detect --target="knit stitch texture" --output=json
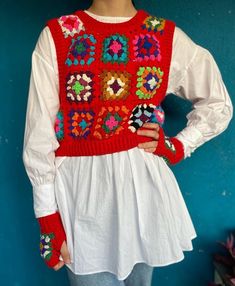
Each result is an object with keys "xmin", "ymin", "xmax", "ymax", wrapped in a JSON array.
[{"xmin": 46, "ymin": 9, "xmax": 178, "ymax": 158}]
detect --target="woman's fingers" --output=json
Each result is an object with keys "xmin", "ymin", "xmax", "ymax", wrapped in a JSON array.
[
  {"xmin": 138, "ymin": 140, "xmax": 158, "ymax": 149},
  {"xmin": 60, "ymin": 240, "xmax": 71, "ymax": 264},
  {"xmin": 141, "ymin": 122, "xmax": 160, "ymax": 130},
  {"xmin": 137, "ymin": 122, "xmax": 160, "ymax": 152},
  {"xmin": 137, "ymin": 123, "xmax": 160, "ymax": 140},
  {"xmin": 53, "ymin": 260, "xmax": 65, "ymax": 271},
  {"xmin": 52, "ymin": 241, "xmax": 71, "ymax": 271},
  {"xmin": 53, "ymin": 240, "xmax": 71, "ymax": 271},
  {"xmin": 144, "ymin": 147, "xmax": 157, "ymax": 153}
]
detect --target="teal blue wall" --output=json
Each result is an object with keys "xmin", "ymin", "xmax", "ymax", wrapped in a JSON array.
[{"xmin": 0, "ymin": 0, "xmax": 234, "ymax": 285}]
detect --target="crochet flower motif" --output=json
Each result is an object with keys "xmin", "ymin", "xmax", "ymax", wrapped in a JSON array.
[
  {"xmin": 102, "ymin": 34, "xmax": 129, "ymax": 64},
  {"xmin": 133, "ymin": 34, "xmax": 161, "ymax": 62},
  {"xmin": 65, "ymin": 34, "xmax": 96, "ymax": 66},
  {"xmin": 66, "ymin": 72, "xmax": 94, "ymax": 103},
  {"xmin": 58, "ymin": 15, "xmax": 85, "ymax": 38},
  {"xmin": 55, "ymin": 110, "xmax": 64, "ymax": 141},
  {"xmin": 136, "ymin": 66, "xmax": 164, "ymax": 99},
  {"xmin": 150, "ymin": 105, "xmax": 165, "ymax": 127},
  {"xmin": 93, "ymin": 106, "xmax": 129, "ymax": 139},
  {"xmin": 68, "ymin": 109, "xmax": 95, "ymax": 139},
  {"xmin": 128, "ymin": 103, "xmax": 164, "ymax": 133},
  {"xmin": 100, "ymin": 70, "xmax": 131, "ymax": 100},
  {"xmin": 160, "ymin": 137, "xmax": 177, "ymax": 164},
  {"xmin": 142, "ymin": 16, "xmax": 166, "ymax": 33},
  {"xmin": 165, "ymin": 137, "xmax": 176, "ymax": 152},
  {"xmin": 40, "ymin": 232, "xmax": 55, "ymax": 261}
]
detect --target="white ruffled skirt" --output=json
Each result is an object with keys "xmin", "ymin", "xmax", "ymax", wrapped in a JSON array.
[{"xmin": 54, "ymin": 147, "xmax": 197, "ymax": 280}]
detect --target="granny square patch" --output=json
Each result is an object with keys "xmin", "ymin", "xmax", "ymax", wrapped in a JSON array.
[
  {"xmin": 149, "ymin": 105, "xmax": 165, "ymax": 126},
  {"xmin": 55, "ymin": 110, "xmax": 64, "ymax": 141},
  {"xmin": 93, "ymin": 106, "xmax": 129, "ymax": 139},
  {"xmin": 100, "ymin": 70, "xmax": 131, "ymax": 100},
  {"xmin": 102, "ymin": 34, "xmax": 129, "ymax": 64},
  {"xmin": 68, "ymin": 109, "xmax": 95, "ymax": 139},
  {"xmin": 165, "ymin": 137, "xmax": 176, "ymax": 152},
  {"xmin": 58, "ymin": 15, "xmax": 85, "ymax": 38},
  {"xmin": 133, "ymin": 34, "xmax": 161, "ymax": 62},
  {"xmin": 66, "ymin": 71, "xmax": 94, "ymax": 103},
  {"xmin": 40, "ymin": 232, "xmax": 55, "ymax": 261},
  {"xmin": 136, "ymin": 66, "xmax": 164, "ymax": 99},
  {"xmin": 128, "ymin": 103, "xmax": 157, "ymax": 132},
  {"xmin": 142, "ymin": 16, "xmax": 166, "ymax": 33},
  {"xmin": 65, "ymin": 34, "xmax": 96, "ymax": 66}
]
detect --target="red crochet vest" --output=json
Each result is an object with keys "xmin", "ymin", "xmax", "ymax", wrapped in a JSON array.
[{"xmin": 46, "ymin": 9, "xmax": 175, "ymax": 156}]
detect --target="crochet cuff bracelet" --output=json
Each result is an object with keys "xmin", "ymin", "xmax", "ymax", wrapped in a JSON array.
[
  {"xmin": 154, "ymin": 127, "xmax": 185, "ymax": 165},
  {"xmin": 37, "ymin": 211, "xmax": 66, "ymax": 268}
]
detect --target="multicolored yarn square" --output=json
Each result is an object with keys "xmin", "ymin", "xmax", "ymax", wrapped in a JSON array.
[
  {"xmin": 136, "ymin": 66, "xmax": 164, "ymax": 99},
  {"xmin": 162, "ymin": 156, "xmax": 170, "ymax": 164},
  {"xmin": 165, "ymin": 137, "xmax": 176, "ymax": 152},
  {"xmin": 40, "ymin": 232, "xmax": 55, "ymax": 261},
  {"xmin": 93, "ymin": 106, "xmax": 129, "ymax": 139},
  {"xmin": 68, "ymin": 109, "xmax": 95, "ymax": 139},
  {"xmin": 102, "ymin": 34, "xmax": 129, "ymax": 64},
  {"xmin": 66, "ymin": 71, "xmax": 94, "ymax": 103},
  {"xmin": 58, "ymin": 15, "xmax": 85, "ymax": 38},
  {"xmin": 128, "ymin": 103, "xmax": 156, "ymax": 133},
  {"xmin": 133, "ymin": 34, "xmax": 161, "ymax": 62},
  {"xmin": 142, "ymin": 16, "xmax": 166, "ymax": 33},
  {"xmin": 65, "ymin": 34, "xmax": 96, "ymax": 66},
  {"xmin": 149, "ymin": 105, "xmax": 165, "ymax": 127},
  {"xmin": 100, "ymin": 70, "xmax": 131, "ymax": 100},
  {"xmin": 55, "ymin": 110, "xmax": 64, "ymax": 141}
]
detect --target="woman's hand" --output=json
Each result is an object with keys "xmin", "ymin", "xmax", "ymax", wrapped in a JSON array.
[
  {"xmin": 137, "ymin": 123, "xmax": 185, "ymax": 164},
  {"xmin": 38, "ymin": 211, "xmax": 70, "ymax": 270},
  {"xmin": 137, "ymin": 122, "xmax": 160, "ymax": 153},
  {"xmin": 53, "ymin": 240, "xmax": 71, "ymax": 271}
]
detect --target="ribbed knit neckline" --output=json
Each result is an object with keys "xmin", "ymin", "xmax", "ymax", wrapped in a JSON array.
[{"xmin": 74, "ymin": 9, "xmax": 148, "ymax": 31}]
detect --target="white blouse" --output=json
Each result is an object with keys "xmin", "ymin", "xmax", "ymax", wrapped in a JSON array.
[{"xmin": 22, "ymin": 10, "xmax": 233, "ymax": 280}]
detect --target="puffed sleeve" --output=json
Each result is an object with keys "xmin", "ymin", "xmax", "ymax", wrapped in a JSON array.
[
  {"xmin": 167, "ymin": 27, "xmax": 233, "ymax": 158},
  {"xmin": 22, "ymin": 26, "xmax": 60, "ymax": 218}
]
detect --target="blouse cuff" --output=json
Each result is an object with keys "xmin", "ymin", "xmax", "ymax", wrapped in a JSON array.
[
  {"xmin": 175, "ymin": 125, "xmax": 205, "ymax": 158},
  {"xmin": 32, "ymin": 183, "xmax": 58, "ymax": 218}
]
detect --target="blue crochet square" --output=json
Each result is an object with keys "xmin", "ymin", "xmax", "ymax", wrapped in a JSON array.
[
  {"xmin": 65, "ymin": 34, "xmax": 96, "ymax": 66},
  {"xmin": 102, "ymin": 34, "xmax": 129, "ymax": 64}
]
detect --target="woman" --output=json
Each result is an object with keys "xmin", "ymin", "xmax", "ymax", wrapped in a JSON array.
[{"xmin": 22, "ymin": 0, "xmax": 233, "ymax": 285}]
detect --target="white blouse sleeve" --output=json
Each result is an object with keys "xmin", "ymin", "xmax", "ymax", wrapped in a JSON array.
[
  {"xmin": 167, "ymin": 27, "xmax": 233, "ymax": 158},
  {"xmin": 22, "ymin": 26, "xmax": 60, "ymax": 218}
]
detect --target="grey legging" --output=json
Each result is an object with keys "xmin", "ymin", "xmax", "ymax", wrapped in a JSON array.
[{"xmin": 66, "ymin": 262, "xmax": 154, "ymax": 286}]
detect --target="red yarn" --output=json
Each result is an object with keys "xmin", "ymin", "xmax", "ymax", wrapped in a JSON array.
[
  {"xmin": 37, "ymin": 211, "xmax": 66, "ymax": 268},
  {"xmin": 46, "ymin": 9, "xmax": 176, "ymax": 157},
  {"xmin": 154, "ymin": 127, "xmax": 185, "ymax": 165}
]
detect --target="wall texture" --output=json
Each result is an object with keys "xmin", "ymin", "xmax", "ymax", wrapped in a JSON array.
[{"xmin": 0, "ymin": 0, "xmax": 234, "ymax": 285}]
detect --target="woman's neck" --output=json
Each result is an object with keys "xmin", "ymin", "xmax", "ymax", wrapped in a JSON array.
[{"xmin": 86, "ymin": 0, "xmax": 137, "ymax": 17}]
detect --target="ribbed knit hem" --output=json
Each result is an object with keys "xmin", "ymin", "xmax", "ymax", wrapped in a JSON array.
[{"xmin": 55, "ymin": 133, "xmax": 153, "ymax": 156}]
